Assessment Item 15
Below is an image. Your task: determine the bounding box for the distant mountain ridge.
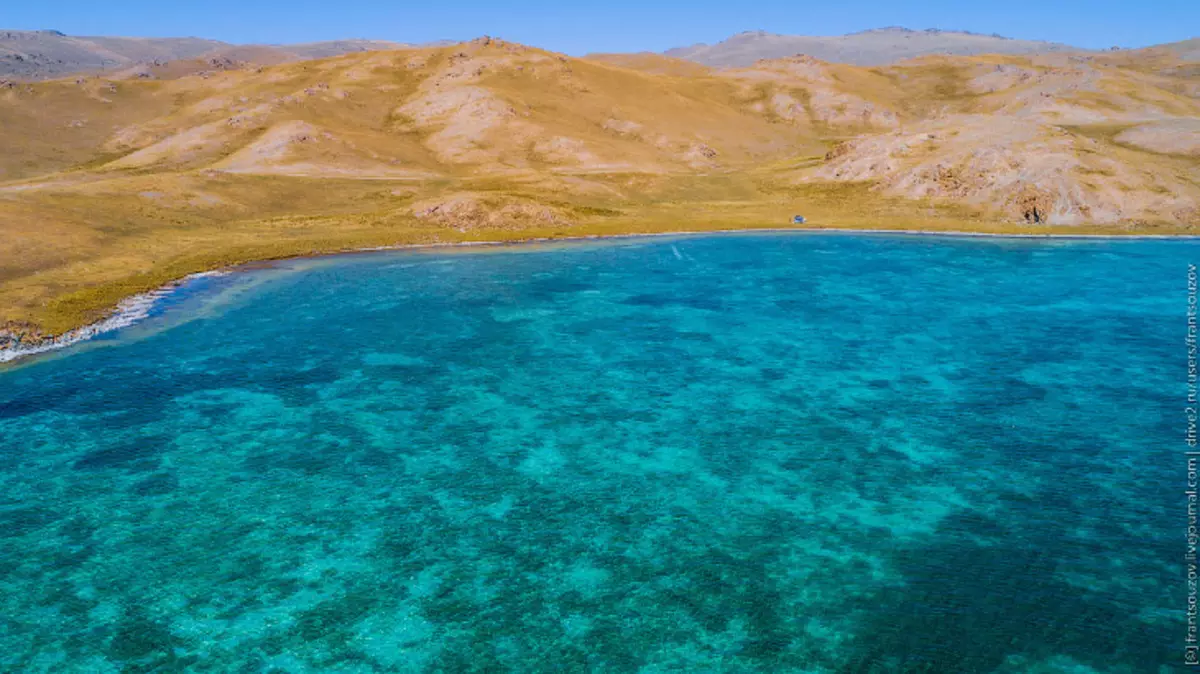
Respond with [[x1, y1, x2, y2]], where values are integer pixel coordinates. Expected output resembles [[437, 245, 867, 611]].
[[4, 28, 1193, 80], [0, 30, 447, 80], [664, 27, 1084, 67]]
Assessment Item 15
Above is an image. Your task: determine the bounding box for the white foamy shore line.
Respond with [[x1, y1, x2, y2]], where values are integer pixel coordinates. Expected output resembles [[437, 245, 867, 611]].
[[1, 226, 1194, 364], [0, 271, 230, 364]]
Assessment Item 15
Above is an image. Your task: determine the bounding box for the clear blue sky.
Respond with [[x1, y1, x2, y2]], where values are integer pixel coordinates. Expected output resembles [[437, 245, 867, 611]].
[[5, 0, 1197, 53]]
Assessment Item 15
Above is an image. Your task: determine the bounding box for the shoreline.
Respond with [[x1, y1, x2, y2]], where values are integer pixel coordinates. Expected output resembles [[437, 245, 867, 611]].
[[0, 271, 231, 365], [2, 225, 1196, 365]]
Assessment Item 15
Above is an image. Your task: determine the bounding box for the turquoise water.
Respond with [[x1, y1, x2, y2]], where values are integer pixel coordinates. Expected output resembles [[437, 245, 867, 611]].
[[0, 233, 1187, 672]]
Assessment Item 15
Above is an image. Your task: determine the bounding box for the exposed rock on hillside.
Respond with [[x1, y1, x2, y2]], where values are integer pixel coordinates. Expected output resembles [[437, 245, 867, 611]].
[[811, 115, 1197, 225], [723, 56, 900, 128], [1115, 119, 1200, 155], [412, 193, 572, 230]]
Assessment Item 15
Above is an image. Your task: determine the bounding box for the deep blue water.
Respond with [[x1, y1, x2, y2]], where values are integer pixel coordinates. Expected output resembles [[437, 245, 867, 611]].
[[0, 233, 1189, 673]]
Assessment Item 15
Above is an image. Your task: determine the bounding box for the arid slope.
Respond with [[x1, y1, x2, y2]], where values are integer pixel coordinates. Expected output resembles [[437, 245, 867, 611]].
[[0, 37, 1197, 345]]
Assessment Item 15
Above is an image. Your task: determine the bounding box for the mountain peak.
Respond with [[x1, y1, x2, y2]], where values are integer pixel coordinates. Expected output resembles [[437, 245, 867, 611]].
[[730, 30, 780, 39]]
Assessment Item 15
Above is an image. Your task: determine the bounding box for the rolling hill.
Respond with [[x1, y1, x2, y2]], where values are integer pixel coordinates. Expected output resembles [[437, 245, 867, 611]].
[[0, 35, 1197, 348]]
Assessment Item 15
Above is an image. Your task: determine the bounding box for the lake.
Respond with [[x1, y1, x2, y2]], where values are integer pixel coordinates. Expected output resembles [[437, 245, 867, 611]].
[[0, 232, 1187, 672]]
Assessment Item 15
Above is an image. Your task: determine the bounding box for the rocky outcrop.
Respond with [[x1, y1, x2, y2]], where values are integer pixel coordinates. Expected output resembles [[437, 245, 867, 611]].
[[1115, 119, 1200, 156], [412, 193, 573, 231], [809, 115, 1196, 225]]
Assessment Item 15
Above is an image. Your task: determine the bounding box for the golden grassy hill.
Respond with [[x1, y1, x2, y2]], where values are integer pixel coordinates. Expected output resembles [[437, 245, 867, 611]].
[[1, 37, 1198, 343]]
